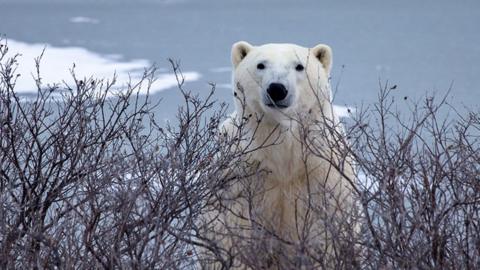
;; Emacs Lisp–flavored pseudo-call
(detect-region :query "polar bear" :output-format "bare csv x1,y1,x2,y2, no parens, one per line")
200,42,357,269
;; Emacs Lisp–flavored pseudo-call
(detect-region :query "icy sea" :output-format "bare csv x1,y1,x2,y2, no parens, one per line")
1,0,479,120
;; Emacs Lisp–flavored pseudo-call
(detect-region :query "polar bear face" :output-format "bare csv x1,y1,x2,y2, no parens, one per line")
231,42,333,124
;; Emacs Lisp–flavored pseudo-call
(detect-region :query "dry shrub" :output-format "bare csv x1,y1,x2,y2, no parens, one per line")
1,38,479,269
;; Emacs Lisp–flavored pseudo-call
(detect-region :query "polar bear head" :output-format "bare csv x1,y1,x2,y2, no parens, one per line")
231,41,333,125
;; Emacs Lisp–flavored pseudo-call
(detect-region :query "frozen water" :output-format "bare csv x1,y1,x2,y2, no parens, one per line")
1,0,479,118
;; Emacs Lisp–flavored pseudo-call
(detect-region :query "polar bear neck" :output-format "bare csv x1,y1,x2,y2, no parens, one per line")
234,99,339,184
242,111,321,185
233,103,345,239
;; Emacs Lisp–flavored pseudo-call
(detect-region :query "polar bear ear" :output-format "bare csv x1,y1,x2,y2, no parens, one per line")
232,41,253,68
311,44,332,74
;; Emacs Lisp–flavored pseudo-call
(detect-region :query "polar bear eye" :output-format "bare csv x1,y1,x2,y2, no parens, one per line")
295,64,304,71
257,63,265,70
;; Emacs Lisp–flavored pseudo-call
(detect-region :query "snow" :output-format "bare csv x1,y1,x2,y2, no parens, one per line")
333,105,355,118
69,16,100,24
5,39,201,95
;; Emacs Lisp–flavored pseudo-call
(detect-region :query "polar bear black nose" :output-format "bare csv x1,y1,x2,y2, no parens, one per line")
267,83,288,102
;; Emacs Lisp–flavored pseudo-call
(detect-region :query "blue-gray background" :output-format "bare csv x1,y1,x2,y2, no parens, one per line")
1,0,479,119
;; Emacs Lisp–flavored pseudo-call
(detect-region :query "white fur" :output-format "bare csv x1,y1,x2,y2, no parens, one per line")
201,42,355,269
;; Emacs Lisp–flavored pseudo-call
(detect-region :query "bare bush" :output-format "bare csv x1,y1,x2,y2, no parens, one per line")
0,39,245,269
349,85,480,269
1,37,479,269
195,80,480,269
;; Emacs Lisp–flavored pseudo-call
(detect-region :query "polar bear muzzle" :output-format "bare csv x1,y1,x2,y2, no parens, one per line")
265,82,291,108
267,83,288,102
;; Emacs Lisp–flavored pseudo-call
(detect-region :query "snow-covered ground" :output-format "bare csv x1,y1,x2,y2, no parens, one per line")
5,40,201,96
